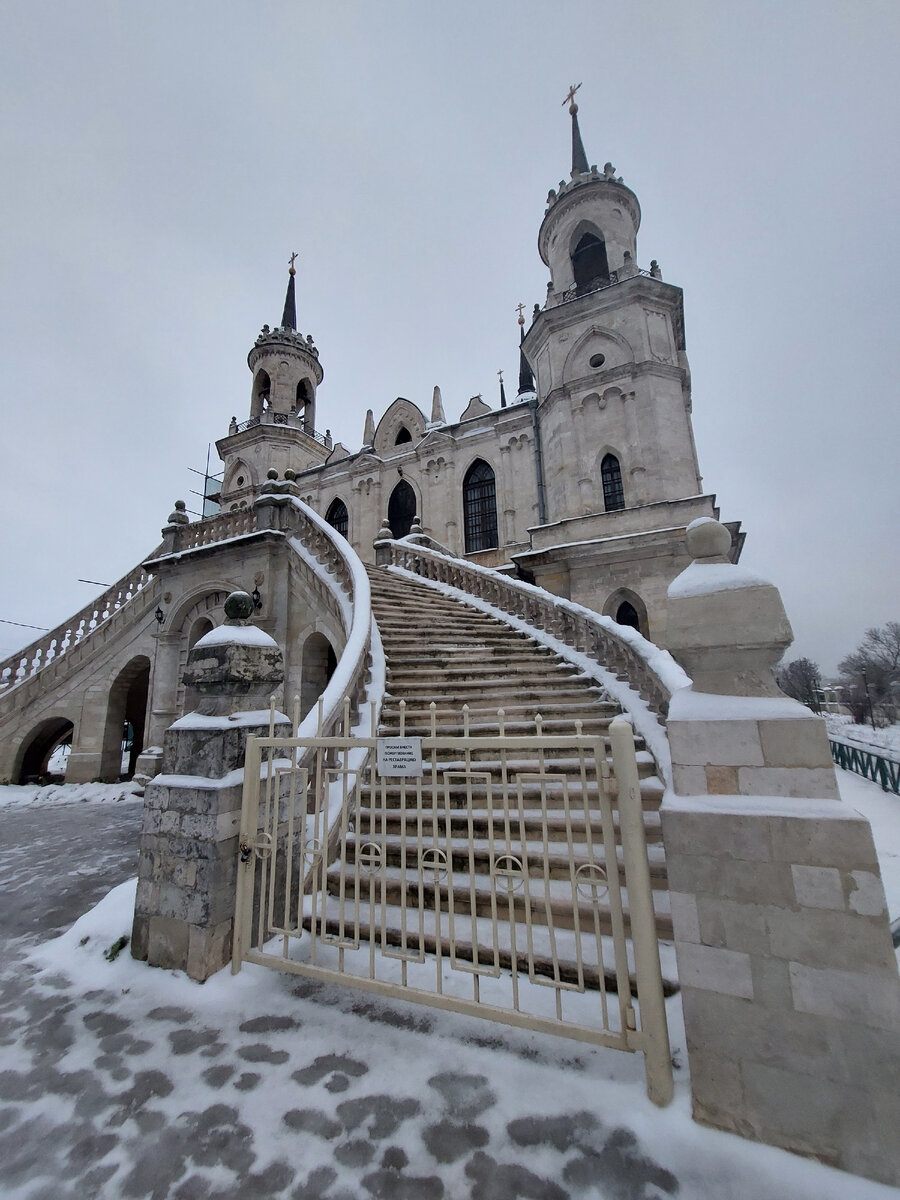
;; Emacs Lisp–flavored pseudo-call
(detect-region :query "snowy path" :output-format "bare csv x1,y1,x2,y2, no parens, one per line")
0,781,897,1199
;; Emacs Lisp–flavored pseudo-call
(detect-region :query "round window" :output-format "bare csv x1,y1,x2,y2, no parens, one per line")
589,353,606,369
236,475,245,487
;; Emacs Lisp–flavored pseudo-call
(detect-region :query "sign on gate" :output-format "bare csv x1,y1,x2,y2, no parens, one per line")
375,736,423,777
232,712,673,1106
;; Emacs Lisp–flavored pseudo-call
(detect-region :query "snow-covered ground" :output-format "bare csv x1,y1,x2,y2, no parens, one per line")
824,715,900,759
0,766,897,1198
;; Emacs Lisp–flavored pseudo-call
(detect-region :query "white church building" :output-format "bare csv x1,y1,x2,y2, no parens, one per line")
213,92,742,648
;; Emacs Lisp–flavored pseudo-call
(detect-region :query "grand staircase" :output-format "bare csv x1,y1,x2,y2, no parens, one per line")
309,565,674,994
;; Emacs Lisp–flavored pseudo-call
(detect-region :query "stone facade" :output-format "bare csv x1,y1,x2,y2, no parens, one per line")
213,109,742,649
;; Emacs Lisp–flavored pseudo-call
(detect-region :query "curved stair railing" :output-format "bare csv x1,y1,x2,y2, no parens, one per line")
0,554,163,718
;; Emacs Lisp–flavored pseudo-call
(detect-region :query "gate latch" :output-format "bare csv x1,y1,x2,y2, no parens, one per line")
239,842,252,864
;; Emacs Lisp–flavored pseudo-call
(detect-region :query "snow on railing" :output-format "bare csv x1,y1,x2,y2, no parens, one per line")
0,555,162,702
379,537,688,720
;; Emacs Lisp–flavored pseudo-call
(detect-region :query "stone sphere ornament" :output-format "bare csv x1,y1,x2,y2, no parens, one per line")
224,591,255,622
685,517,732,562
266,468,279,481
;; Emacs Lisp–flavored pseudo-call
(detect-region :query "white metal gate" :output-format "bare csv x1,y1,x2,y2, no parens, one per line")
232,705,673,1105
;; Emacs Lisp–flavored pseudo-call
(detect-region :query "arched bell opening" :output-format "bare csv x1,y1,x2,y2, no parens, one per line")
300,633,338,721
251,369,271,417
572,232,610,290
16,717,75,784
388,480,417,539
296,378,316,431
99,656,151,781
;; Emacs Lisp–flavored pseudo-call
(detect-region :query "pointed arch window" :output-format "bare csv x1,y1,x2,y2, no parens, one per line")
601,454,625,512
395,426,412,445
325,497,349,538
388,480,417,539
572,232,610,289
463,459,498,553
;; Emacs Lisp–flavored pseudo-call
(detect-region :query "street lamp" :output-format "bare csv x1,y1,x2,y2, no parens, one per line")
154,606,166,627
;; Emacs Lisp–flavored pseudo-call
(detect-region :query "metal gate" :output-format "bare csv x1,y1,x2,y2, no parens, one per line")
232,704,673,1105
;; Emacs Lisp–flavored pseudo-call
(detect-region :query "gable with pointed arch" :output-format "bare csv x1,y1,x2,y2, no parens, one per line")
373,398,426,457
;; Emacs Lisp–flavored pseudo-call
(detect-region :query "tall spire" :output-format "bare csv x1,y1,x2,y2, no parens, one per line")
280,251,298,331
516,304,535,395
498,369,507,409
563,83,589,176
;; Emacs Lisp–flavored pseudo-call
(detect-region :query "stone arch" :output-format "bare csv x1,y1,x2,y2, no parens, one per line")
387,479,418,539
300,632,337,721
562,325,634,383
225,458,255,494
373,398,426,457
15,715,76,783
187,617,214,651
602,589,649,639
251,368,271,417
99,655,151,780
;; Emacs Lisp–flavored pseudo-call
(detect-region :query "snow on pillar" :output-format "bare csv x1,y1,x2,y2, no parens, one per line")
660,518,900,1186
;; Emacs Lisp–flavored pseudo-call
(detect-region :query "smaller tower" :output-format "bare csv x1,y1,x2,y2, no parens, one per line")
247,254,324,433
215,258,330,511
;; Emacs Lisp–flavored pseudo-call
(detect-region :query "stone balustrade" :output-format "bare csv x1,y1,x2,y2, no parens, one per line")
0,557,161,713
377,537,683,719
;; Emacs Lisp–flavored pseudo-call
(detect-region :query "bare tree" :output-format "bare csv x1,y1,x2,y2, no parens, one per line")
838,622,900,726
775,657,823,712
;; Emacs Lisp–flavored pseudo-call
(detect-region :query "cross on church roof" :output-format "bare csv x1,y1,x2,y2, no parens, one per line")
515,302,526,326
562,82,582,113
288,251,298,276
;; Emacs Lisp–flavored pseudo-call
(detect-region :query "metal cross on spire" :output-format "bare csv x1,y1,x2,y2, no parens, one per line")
562,82,582,113
288,251,298,276
515,302,526,326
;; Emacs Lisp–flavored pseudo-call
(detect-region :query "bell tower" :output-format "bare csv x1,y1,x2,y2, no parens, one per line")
216,258,331,512
514,88,740,643
521,86,703,522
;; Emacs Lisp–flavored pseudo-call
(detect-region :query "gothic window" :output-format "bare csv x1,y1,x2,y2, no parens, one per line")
395,426,412,445
388,479,417,538
572,233,610,289
296,379,313,410
325,497,348,538
601,454,625,512
463,459,499,553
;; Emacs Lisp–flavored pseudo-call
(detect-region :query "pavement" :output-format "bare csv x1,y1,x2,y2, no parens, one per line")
0,796,888,1200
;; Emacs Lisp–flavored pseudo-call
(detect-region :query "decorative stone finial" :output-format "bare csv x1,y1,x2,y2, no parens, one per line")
666,518,793,697
167,500,189,526
363,409,376,447
650,260,662,279
410,514,424,536
224,591,254,623
376,516,393,541
283,468,296,482
267,468,279,480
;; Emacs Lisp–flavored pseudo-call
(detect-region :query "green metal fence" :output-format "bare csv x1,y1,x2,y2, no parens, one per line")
829,739,900,795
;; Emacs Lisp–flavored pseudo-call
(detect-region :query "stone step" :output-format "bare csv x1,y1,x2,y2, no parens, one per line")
322,871,675,942
301,913,678,998
341,832,669,889
353,806,665,843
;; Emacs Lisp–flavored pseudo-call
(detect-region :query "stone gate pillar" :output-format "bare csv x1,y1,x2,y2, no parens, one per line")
660,518,900,1186
131,591,290,981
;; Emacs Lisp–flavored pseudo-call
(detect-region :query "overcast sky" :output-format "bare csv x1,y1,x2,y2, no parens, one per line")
0,1,897,675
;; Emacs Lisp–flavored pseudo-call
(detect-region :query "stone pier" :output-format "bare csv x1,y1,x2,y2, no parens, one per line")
661,518,900,1186
131,591,290,981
